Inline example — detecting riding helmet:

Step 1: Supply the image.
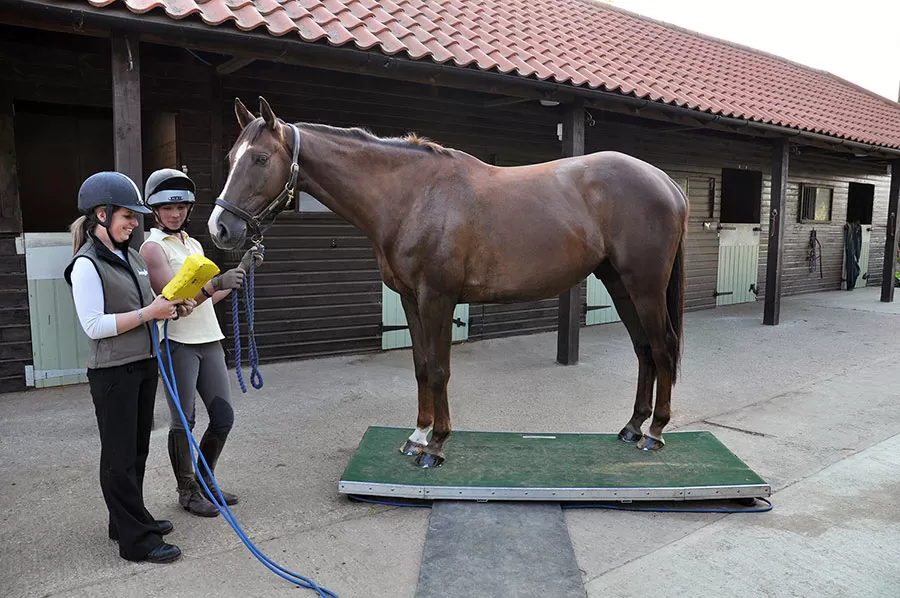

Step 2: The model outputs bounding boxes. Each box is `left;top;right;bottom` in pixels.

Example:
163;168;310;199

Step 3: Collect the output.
77;171;151;216
144;168;196;233
144;168;196;207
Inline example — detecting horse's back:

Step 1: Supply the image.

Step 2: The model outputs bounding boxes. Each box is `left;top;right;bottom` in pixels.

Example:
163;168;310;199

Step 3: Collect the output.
578;151;687;214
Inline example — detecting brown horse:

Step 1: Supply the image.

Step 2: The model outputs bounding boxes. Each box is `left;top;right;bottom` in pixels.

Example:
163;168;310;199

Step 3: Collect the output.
209;97;689;468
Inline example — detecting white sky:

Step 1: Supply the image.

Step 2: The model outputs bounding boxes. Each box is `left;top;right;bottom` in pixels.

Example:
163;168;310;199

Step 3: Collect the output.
605;0;900;101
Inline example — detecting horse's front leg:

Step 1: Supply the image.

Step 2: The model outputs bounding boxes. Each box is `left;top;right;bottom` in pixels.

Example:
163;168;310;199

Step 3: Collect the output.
399;295;433;456
413;292;455;468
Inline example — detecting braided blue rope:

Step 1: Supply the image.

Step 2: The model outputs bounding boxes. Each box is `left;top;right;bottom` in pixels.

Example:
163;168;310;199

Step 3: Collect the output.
246;255;263;389
154;322;337;597
231;248;264;393
232;290;247;393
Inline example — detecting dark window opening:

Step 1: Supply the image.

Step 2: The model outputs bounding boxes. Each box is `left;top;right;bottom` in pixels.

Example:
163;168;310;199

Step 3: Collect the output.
143;112;178;185
15;102;114;233
846;182;874;224
14;101;177;233
799;184;833;223
720;168;762;224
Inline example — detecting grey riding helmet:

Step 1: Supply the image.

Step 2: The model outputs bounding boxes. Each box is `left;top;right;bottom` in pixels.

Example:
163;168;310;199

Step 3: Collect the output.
77;171;151;228
144;168;196;233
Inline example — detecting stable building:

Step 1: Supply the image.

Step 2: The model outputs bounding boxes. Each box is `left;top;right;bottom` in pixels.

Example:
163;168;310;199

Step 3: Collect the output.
1;0;899;393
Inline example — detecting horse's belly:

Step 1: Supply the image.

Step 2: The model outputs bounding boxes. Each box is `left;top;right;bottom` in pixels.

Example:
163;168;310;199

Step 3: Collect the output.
462;262;595;304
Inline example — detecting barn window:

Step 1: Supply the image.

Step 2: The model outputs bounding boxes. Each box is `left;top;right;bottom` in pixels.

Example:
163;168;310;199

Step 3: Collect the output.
799;185;833;222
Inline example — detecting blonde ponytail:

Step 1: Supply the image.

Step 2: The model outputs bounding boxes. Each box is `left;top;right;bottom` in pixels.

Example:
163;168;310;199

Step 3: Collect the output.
69;215;94;254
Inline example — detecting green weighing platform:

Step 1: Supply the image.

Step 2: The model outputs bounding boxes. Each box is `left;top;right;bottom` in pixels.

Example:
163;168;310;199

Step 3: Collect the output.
339;426;770;502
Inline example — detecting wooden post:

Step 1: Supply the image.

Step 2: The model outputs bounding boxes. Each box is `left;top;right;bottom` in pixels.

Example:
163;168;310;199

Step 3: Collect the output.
880;159;900;302
556;98;585;365
111;30;144;247
763;139;790;325
0;92;22;235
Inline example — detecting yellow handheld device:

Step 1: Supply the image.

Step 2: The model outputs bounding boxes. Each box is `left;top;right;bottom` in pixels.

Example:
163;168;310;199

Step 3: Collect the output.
162;254;221;300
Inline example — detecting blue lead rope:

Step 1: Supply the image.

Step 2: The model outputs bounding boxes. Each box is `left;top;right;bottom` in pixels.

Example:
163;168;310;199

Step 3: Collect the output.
232;253;263;393
153;321;337;597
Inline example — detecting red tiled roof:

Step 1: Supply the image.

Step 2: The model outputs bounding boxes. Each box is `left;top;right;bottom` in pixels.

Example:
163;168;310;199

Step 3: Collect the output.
87;0;900;149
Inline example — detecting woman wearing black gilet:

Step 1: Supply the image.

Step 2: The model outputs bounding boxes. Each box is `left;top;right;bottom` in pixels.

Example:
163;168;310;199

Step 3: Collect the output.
65;172;190;564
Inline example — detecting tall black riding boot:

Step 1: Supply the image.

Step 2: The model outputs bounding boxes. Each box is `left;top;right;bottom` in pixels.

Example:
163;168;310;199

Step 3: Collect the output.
167;430;219;517
197;429;240;506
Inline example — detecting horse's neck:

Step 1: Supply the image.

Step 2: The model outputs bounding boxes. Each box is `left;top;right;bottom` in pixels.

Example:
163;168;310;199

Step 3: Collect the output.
298;129;434;242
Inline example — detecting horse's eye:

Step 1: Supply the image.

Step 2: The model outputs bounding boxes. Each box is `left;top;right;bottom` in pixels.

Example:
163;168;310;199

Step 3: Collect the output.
255;155;269;165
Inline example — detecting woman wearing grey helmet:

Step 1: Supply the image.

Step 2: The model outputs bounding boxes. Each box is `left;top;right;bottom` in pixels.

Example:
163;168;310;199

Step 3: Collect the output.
140;168;263;518
65;171;189;564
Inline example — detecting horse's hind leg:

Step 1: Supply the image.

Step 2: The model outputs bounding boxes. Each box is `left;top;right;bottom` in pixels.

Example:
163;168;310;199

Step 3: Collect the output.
596;264;656;443
399;295;434;456
628;290;676;451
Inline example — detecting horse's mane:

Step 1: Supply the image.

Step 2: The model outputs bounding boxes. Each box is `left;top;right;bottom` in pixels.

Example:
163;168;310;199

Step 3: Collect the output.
296;122;452;155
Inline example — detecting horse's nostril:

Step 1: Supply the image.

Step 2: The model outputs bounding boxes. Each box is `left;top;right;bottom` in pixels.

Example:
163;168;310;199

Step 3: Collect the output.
217;223;229;240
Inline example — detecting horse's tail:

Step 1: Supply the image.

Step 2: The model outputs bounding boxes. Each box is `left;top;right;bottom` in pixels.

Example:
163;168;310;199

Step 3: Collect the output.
666;231;686;385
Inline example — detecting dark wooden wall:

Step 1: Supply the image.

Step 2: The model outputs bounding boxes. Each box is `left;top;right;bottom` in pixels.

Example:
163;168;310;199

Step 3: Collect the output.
0;27;115;392
0;24;894;393
757;155;890;296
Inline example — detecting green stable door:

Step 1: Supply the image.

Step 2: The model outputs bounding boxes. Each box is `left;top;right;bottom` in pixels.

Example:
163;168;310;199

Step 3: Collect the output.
715;169;762;307
382;284;469;350
23;233;90;387
585;274;621;325
715;224;761;306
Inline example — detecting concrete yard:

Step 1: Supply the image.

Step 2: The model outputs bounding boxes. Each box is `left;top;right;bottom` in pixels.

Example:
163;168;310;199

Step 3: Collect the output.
1;288;898;597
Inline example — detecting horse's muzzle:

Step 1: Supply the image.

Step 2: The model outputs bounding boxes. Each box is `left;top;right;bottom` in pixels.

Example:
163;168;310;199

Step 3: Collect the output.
208;204;247;250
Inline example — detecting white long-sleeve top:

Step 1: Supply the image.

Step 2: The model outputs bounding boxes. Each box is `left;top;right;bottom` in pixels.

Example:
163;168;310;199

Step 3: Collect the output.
70;248;127;340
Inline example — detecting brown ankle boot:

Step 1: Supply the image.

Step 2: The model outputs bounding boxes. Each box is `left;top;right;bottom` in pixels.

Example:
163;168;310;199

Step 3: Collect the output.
168;430;219;517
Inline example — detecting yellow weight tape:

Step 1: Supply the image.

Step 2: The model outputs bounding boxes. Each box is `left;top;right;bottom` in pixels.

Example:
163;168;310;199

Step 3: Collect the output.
162;254;221;300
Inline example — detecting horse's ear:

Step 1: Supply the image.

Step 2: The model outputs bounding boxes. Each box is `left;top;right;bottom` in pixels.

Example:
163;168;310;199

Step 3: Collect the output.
234;97;255;130
259;96;277;131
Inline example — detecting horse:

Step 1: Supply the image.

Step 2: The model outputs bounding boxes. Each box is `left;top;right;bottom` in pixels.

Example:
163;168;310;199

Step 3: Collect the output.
209;96;689;468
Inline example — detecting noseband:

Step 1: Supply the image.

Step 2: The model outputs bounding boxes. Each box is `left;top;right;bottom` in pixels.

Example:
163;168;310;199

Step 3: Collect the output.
215;122;301;243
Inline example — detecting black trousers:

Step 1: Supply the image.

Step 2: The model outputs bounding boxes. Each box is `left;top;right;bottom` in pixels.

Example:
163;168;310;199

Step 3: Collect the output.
87;358;163;560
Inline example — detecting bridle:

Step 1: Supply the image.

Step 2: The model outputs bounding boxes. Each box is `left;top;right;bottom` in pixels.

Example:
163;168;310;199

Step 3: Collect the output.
215;122;301;243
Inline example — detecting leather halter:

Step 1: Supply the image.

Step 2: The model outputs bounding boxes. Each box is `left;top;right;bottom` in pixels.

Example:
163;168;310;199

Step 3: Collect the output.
215;123;301;243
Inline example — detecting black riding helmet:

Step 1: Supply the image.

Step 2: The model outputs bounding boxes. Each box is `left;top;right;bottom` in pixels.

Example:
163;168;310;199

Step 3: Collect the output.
144;168;196;234
78;172;151;229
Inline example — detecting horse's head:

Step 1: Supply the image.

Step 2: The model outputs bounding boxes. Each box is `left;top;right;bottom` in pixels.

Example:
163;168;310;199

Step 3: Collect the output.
208;96;299;250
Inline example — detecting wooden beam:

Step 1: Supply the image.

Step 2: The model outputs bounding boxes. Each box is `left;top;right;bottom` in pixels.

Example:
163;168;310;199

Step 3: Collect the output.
763;139;790;325
0;92;22;234
880;159;900;302
111;30;144;247
215;56;255;76
483;96;534;108
557;97;585;365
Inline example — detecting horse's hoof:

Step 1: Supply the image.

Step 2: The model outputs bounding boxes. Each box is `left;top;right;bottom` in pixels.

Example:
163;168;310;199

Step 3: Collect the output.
415;453;444;468
400;440;426;456
618;427;642;443
636;435;665;451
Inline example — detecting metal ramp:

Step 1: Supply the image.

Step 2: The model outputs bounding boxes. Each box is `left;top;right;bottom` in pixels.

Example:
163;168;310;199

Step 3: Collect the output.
339;426;770;502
